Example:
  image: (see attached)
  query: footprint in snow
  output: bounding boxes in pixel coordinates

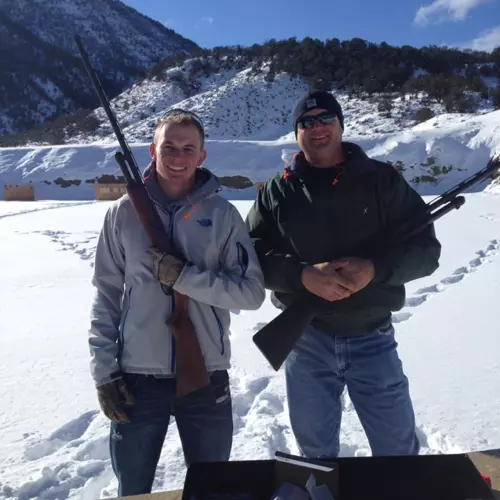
[441,274,464,285]
[405,295,429,307]
[13,460,107,500]
[393,237,500,327]
[265,422,291,456]
[231,374,290,457]
[241,378,290,456]
[416,283,445,294]
[417,425,464,455]
[469,257,483,268]
[392,312,413,324]
[453,266,471,276]
[480,214,498,222]
[252,391,284,416]
[73,436,110,462]
[39,230,98,265]
[232,376,271,419]
[24,410,99,461]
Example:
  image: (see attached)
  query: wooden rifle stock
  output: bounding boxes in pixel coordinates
[75,35,210,397]
[253,155,500,371]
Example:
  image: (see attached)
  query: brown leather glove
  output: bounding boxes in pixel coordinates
[148,247,185,287]
[97,378,136,424]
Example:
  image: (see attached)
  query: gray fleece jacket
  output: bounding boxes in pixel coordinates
[88,164,265,387]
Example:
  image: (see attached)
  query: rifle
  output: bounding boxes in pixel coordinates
[253,154,500,371]
[74,35,210,397]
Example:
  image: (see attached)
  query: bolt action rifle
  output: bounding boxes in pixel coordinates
[74,35,210,397]
[253,154,500,371]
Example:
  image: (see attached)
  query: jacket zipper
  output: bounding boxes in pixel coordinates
[118,286,132,365]
[211,306,225,354]
[167,206,179,373]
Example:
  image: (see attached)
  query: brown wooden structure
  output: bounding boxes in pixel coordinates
[93,183,127,201]
[3,184,35,201]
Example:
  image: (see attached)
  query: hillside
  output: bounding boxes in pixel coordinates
[2,37,499,148]
[0,0,198,136]
[60,69,453,145]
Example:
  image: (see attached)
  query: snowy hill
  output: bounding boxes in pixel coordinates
[1,108,499,200]
[4,36,498,148]
[80,69,312,144]
[0,0,197,136]
[61,69,452,146]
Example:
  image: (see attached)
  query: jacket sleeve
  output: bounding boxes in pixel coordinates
[173,203,266,310]
[245,181,307,294]
[88,204,125,387]
[370,167,442,286]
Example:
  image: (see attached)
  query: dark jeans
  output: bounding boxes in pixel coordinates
[109,370,233,497]
[285,319,419,458]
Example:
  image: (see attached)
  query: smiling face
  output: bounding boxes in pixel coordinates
[296,108,343,167]
[149,117,206,199]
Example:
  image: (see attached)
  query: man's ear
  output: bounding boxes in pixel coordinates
[197,149,207,166]
[149,143,156,160]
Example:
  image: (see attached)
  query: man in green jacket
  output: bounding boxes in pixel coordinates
[245,89,442,458]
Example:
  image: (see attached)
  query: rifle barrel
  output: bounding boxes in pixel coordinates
[73,35,142,185]
[115,152,134,184]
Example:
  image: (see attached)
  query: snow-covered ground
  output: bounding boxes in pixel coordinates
[1,191,500,499]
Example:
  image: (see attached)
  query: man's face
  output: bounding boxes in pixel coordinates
[149,122,206,184]
[296,108,342,162]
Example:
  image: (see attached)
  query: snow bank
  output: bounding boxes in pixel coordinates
[1,110,499,200]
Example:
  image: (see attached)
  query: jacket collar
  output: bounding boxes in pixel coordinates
[285,142,376,181]
[143,161,222,212]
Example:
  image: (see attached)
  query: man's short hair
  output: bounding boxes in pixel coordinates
[154,108,205,148]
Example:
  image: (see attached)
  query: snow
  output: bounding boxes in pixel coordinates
[1,108,500,201]
[0,188,500,499]
[1,65,500,498]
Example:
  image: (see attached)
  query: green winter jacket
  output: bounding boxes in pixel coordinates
[245,142,442,335]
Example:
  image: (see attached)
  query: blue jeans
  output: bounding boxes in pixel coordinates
[285,319,419,458]
[109,370,233,497]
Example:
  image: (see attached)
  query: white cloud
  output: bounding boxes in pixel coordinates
[201,16,214,25]
[162,18,175,27]
[414,0,491,26]
[460,25,500,51]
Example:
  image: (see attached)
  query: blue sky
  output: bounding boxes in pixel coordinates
[123,0,500,52]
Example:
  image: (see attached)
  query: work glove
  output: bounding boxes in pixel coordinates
[97,378,136,424]
[148,247,185,287]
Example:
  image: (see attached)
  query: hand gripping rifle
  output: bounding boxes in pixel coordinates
[253,154,500,371]
[74,35,210,397]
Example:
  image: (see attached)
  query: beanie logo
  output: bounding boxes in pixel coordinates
[305,98,317,108]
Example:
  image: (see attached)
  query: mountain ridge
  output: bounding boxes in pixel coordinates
[0,0,198,136]
[2,35,499,148]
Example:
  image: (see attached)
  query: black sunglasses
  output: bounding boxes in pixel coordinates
[297,112,338,129]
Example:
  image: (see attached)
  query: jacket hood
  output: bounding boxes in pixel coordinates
[284,141,376,181]
[142,161,222,211]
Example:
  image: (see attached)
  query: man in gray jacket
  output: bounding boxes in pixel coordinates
[88,109,265,497]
